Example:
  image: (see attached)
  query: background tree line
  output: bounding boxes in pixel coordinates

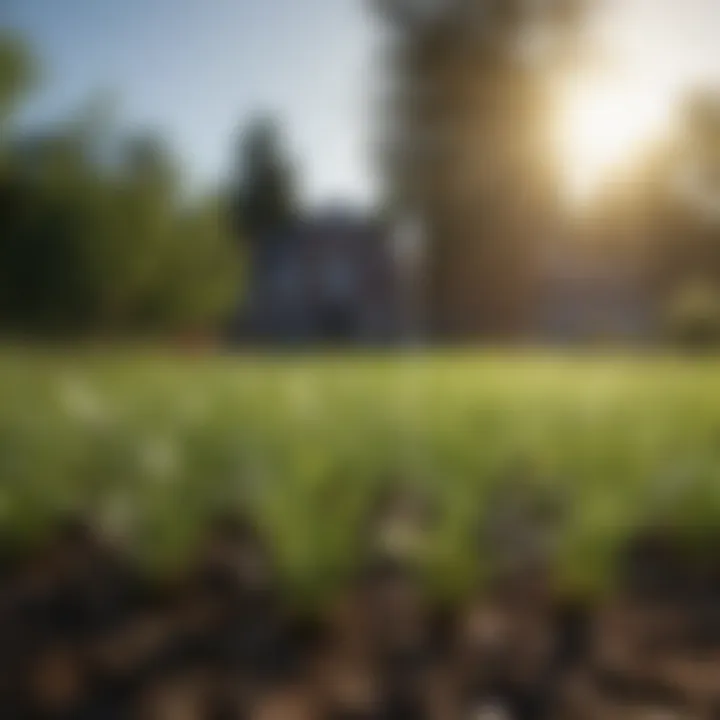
[0,33,242,341]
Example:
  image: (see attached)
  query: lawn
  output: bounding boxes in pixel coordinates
[2,349,720,600]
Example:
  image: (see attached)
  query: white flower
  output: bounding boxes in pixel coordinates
[377,518,425,560]
[651,460,702,510]
[139,436,180,483]
[58,376,108,425]
[97,494,136,545]
[468,702,512,720]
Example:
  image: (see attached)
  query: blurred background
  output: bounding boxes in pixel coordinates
[3,0,720,348]
[3,2,720,717]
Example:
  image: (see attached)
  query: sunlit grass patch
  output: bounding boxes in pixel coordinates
[1,349,720,598]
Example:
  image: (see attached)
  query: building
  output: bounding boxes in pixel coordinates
[241,207,408,345]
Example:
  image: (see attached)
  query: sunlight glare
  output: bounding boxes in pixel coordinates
[557,73,673,201]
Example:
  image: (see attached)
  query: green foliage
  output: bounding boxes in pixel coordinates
[0,45,239,339]
[666,281,720,350]
[0,32,36,128]
[134,196,241,333]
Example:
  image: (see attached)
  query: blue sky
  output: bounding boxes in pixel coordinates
[2,0,379,206]
[3,0,720,206]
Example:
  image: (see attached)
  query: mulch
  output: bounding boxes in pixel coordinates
[2,518,720,719]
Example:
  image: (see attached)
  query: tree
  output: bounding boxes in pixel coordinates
[231,117,297,242]
[375,0,589,340]
[644,90,720,303]
[666,280,720,350]
[0,41,239,340]
[131,194,240,334]
[0,32,35,130]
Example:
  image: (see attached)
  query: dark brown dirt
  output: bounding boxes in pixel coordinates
[3,520,720,719]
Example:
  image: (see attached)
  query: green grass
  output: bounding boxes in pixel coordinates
[2,348,720,600]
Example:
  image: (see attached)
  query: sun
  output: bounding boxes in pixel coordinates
[556,72,673,201]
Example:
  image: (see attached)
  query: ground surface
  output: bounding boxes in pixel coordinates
[4,350,720,716]
[2,518,720,718]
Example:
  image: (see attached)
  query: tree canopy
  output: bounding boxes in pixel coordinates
[0,37,239,340]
